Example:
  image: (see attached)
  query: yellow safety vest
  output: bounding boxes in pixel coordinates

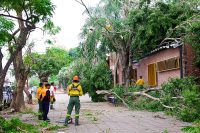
[67,83,83,96]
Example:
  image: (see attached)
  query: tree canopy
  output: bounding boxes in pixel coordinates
[28,47,73,80]
[0,0,56,105]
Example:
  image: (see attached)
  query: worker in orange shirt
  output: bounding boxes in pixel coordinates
[40,83,51,121]
[36,83,43,120]
[136,76,145,89]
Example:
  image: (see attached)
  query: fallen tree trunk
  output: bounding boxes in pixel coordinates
[96,88,175,109]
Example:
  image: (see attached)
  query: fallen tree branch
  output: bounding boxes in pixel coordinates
[112,92,130,109]
[96,89,175,109]
[144,88,162,93]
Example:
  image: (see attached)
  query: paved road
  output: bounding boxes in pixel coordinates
[45,92,188,133]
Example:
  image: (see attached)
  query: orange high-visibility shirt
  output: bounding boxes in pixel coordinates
[40,88,49,101]
[36,87,43,100]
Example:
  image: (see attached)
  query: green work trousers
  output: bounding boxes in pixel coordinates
[66,96,80,125]
[67,96,80,116]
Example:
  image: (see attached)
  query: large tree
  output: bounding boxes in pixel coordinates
[77,0,138,90]
[30,47,73,82]
[0,0,55,110]
[78,0,200,89]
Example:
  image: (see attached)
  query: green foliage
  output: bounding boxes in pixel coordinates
[123,89,164,112]
[0,116,66,133]
[63,59,112,102]
[0,0,55,22]
[0,17,14,46]
[184,15,200,67]
[0,116,39,133]
[49,75,58,84]
[39,121,65,131]
[43,20,61,35]
[161,77,200,122]
[28,47,73,80]
[162,129,169,133]
[113,86,125,98]
[128,1,199,59]
[182,121,200,133]
[29,76,40,87]
[113,77,200,122]
[0,0,55,46]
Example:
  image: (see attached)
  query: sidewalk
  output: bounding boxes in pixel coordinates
[44,93,189,133]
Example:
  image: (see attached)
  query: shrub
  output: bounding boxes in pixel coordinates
[63,60,112,102]
[182,121,200,133]
[161,77,200,122]
[112,77,200,122]
[0,116,39,133]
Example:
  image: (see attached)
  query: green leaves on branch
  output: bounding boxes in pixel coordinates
[0,0,55,22]
[59,59,112,102]
[25,47,73,79]
[161,77,200,122]
[128,1,199,59]
[43,20,61,35]
[0,17,14,46]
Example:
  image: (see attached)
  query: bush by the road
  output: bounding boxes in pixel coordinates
[113,77,200,122]
[0,116,39,133]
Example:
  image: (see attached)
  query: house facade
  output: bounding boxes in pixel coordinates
[108,39,200,87]
[108,52,123,84]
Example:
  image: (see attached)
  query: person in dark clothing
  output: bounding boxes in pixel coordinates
[41,83,51,121]
[36,83,43,120]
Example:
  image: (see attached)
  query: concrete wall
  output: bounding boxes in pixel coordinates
[109,45,200,86]
[183,45,200,83]
[108,53,123,85]
[133,48,181,86]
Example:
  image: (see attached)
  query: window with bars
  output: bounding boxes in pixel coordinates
[157,57,180,72]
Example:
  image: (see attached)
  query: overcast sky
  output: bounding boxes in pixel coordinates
[31,0,100,52]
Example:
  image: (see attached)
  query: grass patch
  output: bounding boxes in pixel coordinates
[84,112,98,122]
[0,116,39,133]
[39,121,66,131]
[182,121,200,133]
[0,116,66,133]
[21,107,41,117]
[162,129,169,133]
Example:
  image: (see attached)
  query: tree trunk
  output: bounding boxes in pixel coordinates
[24,86,32,104]
[58,81,62,89]
[0,49,20,104]
[119,47,130,91]
[125,46,132,89]
[114,53,119,87]
[24,78,32,104]
[15,78,26,111]
[10,11,31,111]
[11,50,28,111]
[10,90,17,109]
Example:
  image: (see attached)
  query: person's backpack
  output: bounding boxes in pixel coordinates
[72,84,79,90]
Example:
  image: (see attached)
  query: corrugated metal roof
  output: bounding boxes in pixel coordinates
[133,38,183,63]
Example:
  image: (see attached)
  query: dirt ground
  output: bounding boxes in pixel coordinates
[44,91,189,133]
[1,90,190,133]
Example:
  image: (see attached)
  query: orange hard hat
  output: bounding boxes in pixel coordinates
[73,76,79,81]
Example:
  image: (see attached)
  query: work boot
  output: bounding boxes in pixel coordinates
[64,117,69,127]
[75,116,79,126]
